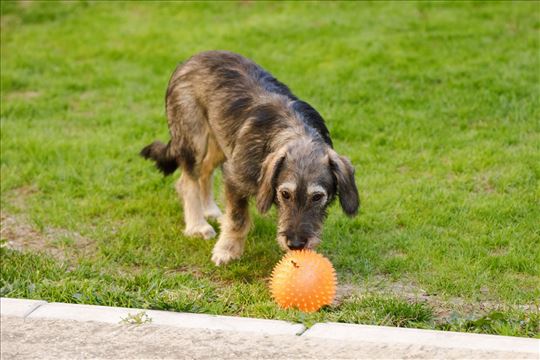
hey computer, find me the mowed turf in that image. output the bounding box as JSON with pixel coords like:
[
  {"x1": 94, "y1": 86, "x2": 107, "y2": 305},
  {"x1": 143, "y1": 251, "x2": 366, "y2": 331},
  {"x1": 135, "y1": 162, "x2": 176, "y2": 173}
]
[{"x1": 1, "y1": 1, "x2": 539, "y2": 337}]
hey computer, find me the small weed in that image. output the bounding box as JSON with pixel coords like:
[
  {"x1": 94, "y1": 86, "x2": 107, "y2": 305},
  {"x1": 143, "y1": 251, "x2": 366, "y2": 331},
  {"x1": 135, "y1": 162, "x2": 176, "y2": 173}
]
[{"x1": 121, "y1": 311, "x2": 152, "y2": 325}]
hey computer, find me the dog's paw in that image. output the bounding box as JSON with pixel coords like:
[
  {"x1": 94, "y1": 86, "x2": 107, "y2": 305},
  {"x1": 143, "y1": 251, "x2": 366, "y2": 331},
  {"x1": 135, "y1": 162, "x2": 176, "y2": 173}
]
[
  {"x1": 211, "y1": 238, "x2": 244, "y2": 266},
  {"x1": 204, "y1": 204, "x2": 223, "y2": 221},
  {"x1": 184, "y1": 223, "x2": 216, "y2": 240},
  {"x1": 211, "y1": 248, "x2": 240, "y2": 266}
]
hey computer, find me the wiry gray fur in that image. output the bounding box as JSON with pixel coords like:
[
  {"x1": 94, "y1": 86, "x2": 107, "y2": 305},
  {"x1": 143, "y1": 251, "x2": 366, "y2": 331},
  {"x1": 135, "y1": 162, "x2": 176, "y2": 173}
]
[{"x1": 141, "y1": 51, "x2": 359, "y2": 265}]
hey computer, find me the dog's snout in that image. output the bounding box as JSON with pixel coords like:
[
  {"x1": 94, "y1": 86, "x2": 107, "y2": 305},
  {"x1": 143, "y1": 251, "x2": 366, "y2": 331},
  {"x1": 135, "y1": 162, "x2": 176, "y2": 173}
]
[
  {"x1": 287, "y1": 242, "x2": 304, "y2": 250},
  {"x1": 286, "y1": 235, "x2": 307, "y2": 250}
]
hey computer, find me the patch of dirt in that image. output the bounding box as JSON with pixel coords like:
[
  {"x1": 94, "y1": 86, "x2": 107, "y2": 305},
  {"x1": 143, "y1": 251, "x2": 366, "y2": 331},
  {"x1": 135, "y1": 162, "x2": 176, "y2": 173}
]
[
  {"x1": 333, "y1": 283, "x2": 359, "y2": 306},
  {"x1": 18, "y1": 1, "x2": 35, "y2": 9},
  {"x1": 474, "y1": 175, "x2": 496, "y2": 194},
  {"x1": 384, "y1": 249, "x2": 407, "y2": 259},
  {"x1": 5, "y1": 91, "x2": 41, "y2": 101},
  {"x1": 0, "y1": 211, "x2": 96, "y2": 262},
  {"x1": 68, "y1": 91, "x2": 99, "y2": 118},
  {"x1": 334, "y1": 276, "x2": 539, "y2": 322},
  {"x1": 488, "y1": 247, "x2": 508, "y2": 256},
  {"x1": 4, "y1": 185, "x2": 40, "y2": 210},
  {"x1": 2, "y1": 185, "x2": 96, "y2": 262},
  {"x1": 0, "y1": 14, "x2": 21, "y2": 29},
  {"x1": 164, "y1": 265, "x2": 208, "y2": 280}
]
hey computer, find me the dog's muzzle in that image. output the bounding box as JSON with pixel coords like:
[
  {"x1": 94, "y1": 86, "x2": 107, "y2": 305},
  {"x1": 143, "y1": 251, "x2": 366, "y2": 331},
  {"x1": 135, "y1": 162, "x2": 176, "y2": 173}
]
[{"x1": 285, "y1": 233, "x2": 308, "y2": 250}]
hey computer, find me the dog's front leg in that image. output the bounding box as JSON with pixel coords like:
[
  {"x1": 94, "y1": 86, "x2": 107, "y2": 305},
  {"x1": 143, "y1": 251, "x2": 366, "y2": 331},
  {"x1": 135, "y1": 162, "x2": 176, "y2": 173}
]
[{"x1": 211, "y1": 183, "x2": 250, "y2": 266}]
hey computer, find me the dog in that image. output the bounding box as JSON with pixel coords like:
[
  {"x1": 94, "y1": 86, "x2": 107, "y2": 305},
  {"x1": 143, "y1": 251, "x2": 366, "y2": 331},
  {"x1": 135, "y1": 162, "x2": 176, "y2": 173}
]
[{"x1": 141, "y1": 51, "x2": 359, "y2": 266}]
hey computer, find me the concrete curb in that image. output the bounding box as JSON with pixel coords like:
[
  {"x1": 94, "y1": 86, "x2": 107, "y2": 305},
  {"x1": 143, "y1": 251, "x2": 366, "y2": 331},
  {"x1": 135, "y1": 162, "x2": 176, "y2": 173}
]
[
  {"x1": 0, "y1": 298, "x2": 47, "y2": 318},
  {"x1": 0, "y1": 298, "x2": 304, "y2": 336},
  {"x1": 2, "y1": 297, "x2": 539, "y2": 355},
  {"x1": 304, "y1": 322, "x2": 539, "y2": 354}
]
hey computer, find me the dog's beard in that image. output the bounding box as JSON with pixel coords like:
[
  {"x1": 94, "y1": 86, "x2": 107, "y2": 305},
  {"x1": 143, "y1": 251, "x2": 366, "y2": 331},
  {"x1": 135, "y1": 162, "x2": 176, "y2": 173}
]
[
  {"x1": 277, "y1": 233, "x2": 289, "y2": 251},
  {"x1": 304, "y1": 236, "x2": 321, "y2": 249},
  {"x1": 277, "y1": 213, "x2": 323, "y2": 251}
]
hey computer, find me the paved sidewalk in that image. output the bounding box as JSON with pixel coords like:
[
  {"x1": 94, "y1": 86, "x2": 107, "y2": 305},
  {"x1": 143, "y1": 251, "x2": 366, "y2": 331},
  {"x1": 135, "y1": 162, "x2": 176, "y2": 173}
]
[{"x1": 1, "y1": 316, "x2": 534, "y2": 359}]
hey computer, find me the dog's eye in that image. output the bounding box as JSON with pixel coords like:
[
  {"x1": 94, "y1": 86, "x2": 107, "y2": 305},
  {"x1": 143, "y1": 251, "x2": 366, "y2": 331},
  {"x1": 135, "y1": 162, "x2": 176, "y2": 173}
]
[
  {"x1": 312, "y1": 193, "x2": 324, "y2": 202},
  {"x1": 281, "y1": 190, "x2": 291, "y2": 200}
]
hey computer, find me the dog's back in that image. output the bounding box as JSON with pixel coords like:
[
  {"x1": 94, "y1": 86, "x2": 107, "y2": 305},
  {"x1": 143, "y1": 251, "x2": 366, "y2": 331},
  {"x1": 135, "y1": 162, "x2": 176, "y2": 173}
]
[{"x1": 142, "y1": 51, "x2": 332, "y2": 179}]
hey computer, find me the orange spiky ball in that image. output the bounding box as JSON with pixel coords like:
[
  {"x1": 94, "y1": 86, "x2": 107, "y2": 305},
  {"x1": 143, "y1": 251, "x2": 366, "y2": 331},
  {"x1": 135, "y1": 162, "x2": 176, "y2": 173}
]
[{"x1": 270, "y1": 250, "x2": 337, "y2": 313}]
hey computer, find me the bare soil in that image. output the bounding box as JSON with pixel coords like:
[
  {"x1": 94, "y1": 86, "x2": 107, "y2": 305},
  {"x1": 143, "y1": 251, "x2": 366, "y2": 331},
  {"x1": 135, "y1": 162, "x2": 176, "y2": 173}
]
[{"x1": 0, "y1": 211, "x2": 96, "y2": 262}]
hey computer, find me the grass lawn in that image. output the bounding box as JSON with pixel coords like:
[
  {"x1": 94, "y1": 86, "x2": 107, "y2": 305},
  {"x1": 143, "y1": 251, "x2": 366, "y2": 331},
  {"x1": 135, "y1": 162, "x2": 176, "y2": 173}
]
[{"x1": 1, "y1": 1, "x2": 539, "y2": 337}]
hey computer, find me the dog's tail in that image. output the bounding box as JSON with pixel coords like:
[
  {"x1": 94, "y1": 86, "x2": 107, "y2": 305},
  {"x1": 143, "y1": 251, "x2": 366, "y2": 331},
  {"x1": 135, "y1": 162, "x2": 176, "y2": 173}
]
[{"x1": 140, "y1": 141, "x2": 179, "y2": 176}]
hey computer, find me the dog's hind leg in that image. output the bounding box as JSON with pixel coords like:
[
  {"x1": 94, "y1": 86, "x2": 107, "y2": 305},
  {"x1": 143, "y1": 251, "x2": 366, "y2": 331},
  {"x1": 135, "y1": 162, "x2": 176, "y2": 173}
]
[
  {"x1": 176, "y1": 173, "x2": 216, "y2": 239},
  {"x1": 167, "y1": 85, "x2": 217, "y2": 239},
  {"x1": 199, "y1": 135, "x2": 225, "y2": 221}
]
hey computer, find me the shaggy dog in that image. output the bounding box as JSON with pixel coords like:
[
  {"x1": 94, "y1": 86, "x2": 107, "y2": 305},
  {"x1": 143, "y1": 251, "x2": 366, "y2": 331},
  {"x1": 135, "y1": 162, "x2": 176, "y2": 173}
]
[{"x1": 141, "y1": 51, "x2": 359, "y2": 266}]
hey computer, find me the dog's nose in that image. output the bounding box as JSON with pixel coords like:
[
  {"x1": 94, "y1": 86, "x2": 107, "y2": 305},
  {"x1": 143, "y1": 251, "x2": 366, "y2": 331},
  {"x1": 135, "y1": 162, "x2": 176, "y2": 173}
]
[{"x1": 287, "y1": 238, "x2": 306, "y2": 250}]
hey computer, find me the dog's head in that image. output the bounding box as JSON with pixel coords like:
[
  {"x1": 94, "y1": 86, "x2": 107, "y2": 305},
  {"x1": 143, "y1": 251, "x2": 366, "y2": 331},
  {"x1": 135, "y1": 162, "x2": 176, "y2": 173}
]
[{"x1": 256, "y1": 139, "x2": 359, "y2": 251}]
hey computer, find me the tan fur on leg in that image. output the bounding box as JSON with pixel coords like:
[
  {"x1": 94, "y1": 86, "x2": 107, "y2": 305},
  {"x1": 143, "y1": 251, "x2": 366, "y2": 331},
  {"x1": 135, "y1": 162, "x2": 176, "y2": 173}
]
[
  {"x1": 176, "y1": 174, "x2": 216, "y2": 239},
  {"x1": 199, "y1": 136, "x2": 225, "y2": 220},
  {"x1": 200, "y1": 172, "x2": 222, "y2": 220}
]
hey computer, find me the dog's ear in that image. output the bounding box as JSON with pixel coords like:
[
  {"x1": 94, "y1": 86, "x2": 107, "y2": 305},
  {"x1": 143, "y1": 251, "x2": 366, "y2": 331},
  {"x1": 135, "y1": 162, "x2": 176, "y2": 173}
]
[
  {"x1": 256, "y1": 149, "x2": 287, "y2": 214},
  {"x1": 328, "y1": 149, "x2": 359, "y2": 216}
]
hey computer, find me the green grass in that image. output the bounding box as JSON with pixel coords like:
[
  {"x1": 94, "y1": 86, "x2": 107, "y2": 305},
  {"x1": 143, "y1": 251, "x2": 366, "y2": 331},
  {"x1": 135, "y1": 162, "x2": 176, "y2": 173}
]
[{"x1": 1, "y1": 1, "x2": 539, "y2": 337}]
